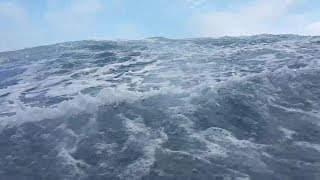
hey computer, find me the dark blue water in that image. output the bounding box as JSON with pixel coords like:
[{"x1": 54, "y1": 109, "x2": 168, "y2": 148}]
[{"x1": 0, "y1": 35, "x2": 320, "y2": 180}]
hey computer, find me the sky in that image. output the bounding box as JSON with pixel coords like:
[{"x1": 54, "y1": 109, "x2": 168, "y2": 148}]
[{"x1": 1, "y1": 0, "x2": 320, "y2": 52}]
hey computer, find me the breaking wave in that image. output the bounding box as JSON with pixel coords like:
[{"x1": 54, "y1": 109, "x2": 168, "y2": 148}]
[{"x1": 0, "y1": 35, "x2": 320, "y2": 180}]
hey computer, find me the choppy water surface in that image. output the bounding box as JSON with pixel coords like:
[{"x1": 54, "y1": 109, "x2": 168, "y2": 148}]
[{"x1": 0, "y1": 35, "x2": 320, "y2": 180}]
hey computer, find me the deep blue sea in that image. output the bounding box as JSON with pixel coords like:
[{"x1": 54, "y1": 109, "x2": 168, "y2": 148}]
[{"x1": 0, "y1": 35, "x2": 320, "y2": 180}]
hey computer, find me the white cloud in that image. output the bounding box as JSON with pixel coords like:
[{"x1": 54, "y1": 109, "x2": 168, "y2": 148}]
[
  {"x1": 0, "y1": 0, "x2": 108, "y2": 52},
  {"x1": 190, "y1": 0, "x2": 320, "y2": 37},
  {"x1": 45, "y1": 0, "x2": 106, "y2": 39},
  {"x1": 0, "y1": 1, "x2": 42, "y2": 52},
  {"x1": 0, "y1": 1, "x2": 27, "y2": 22},
  {"x1": 185, "y1": 0, "x2": 207, "y2": 8},
  {"x1": 1, "y1": 0, "x2": 319, "y2": 52},
  {"x1": 306, "y1": 21, "x2": 320, "y2": 35},
  {"x1": 114, "y1": 23, "x2": 142, "y2": 39}
]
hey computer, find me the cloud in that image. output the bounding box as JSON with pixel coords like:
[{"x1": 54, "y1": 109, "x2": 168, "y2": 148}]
[
  {"x1": 0, "y1": 1, "x2": 41, "y2": 52},
  {"x1": 45, "y1": 0, "x2": 107, "y2": 39},
  {"x1": 306, "y1": 21, "x2": 320, "y2": 35},
  {"x1": 190, "y1": 0, "x2": 319, "y2": 37},
  {"x1": 114, "y1": 23, "x2": 142, "y2": 39},
  {"x1": 0, "y1": 0, "x2": 108, "y2": 52},
  {"x1": 1, "y1": 0, "x2": 319, "y2": 52},
  {"x1": 185, "y1": 0, "x2": 207, "y2": 8},
  {"x1": 0, "y1": 0, "x2": 140, "y2": 51},
  {"x1": 0, "y1": 1, "x2": 27, "y2": 22}
]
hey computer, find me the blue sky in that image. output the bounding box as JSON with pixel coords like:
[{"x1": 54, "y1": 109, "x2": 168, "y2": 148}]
[{"x1": 1, "y1": 0, "x2": 320, "y2": 51}]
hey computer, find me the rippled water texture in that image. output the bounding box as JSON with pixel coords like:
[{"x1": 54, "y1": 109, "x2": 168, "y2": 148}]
[{"x1": 0, "y1": 35, "x2": 320, "y2": 180}]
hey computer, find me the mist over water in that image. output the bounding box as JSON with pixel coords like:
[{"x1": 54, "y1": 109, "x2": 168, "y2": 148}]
[{"x1": 0, "y1": 35, "x2": 320, "y2": 180}]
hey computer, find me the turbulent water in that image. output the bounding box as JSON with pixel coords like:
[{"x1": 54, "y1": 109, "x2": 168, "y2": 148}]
[{"x1": 0, "y1": 35, "x2": 320, "y2": 180}]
